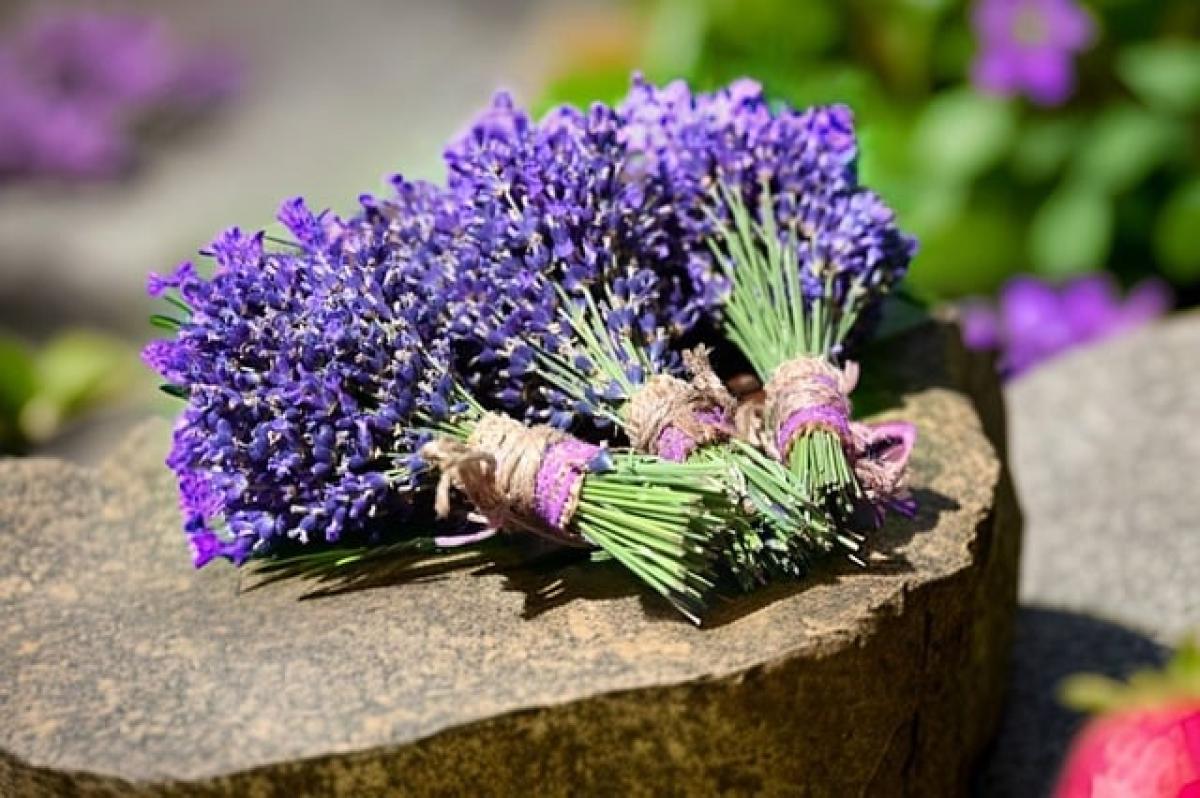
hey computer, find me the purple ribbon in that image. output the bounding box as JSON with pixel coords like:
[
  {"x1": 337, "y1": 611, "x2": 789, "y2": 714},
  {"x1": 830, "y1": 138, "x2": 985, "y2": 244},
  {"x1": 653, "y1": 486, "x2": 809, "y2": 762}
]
[
  {"x1": 533, "y1": 438, "x2": 600, "y2": 532},
  {"x1": 655, "y1": 408, "x2": 732, "y2": 462},
  {"x1": 776, "y1": 405, "x2": 852, "y2": 454},
  {"x1": 850, "y1": 420, "x2": 919, "y2": 523}
]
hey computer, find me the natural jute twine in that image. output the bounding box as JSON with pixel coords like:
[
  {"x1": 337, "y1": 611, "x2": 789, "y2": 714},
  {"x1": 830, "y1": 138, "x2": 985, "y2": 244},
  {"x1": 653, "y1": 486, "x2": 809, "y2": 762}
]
[
  {"x1": 761, "y1": 356, "x2": 859, "y2": 459},
  {"x1": 622, "y1": 347, "x2": 736, "y2": 459},
  {"x1": 420, "y1": 413, "x2": 589, "y2": 545}
]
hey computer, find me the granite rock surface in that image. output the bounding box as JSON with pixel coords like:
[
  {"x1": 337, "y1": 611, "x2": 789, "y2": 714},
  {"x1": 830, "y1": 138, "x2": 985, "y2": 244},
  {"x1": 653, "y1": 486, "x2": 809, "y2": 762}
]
[
  {"x1": 1009, "y1": 313, "x2": 1198, "y2": 643},
  {"x1": 974, "y1": 313, "x2": 1199, "y2": 797},
  {"x1": 0, "y1": 321, "x2": 1020, "y2": 797}
]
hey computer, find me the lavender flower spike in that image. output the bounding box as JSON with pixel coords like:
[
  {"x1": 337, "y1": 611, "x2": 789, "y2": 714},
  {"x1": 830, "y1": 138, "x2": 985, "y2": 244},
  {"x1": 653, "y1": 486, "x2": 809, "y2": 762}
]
[{"x1": 144, "y1": 183, "x2": 465, "y2": 565}]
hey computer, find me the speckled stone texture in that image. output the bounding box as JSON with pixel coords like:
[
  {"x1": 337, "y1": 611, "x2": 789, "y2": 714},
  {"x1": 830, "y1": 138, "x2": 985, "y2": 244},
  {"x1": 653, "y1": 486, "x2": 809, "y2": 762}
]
[
  {"x1": 0, "y1": 321, "x2": 1020, "y2": 797},
  {"x1": 1010, "y1": 314, "x2": 1198, "y2": 643}
]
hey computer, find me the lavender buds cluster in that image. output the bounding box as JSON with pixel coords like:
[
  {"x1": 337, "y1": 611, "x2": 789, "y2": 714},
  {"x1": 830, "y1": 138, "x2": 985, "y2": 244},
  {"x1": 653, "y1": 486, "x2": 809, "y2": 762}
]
[
  {"x1": 144, "y1": 182, "x2": 463, "y2": 565},
  {"x1": 146, "y1": 75, "x2": 920, "y2": 622}
]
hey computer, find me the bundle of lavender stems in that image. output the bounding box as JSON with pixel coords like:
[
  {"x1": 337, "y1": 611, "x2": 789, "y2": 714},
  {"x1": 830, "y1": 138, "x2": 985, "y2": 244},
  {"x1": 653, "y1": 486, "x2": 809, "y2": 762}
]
[{"x1": 144, "y1": 76, "x2": 918, "y2": 623}]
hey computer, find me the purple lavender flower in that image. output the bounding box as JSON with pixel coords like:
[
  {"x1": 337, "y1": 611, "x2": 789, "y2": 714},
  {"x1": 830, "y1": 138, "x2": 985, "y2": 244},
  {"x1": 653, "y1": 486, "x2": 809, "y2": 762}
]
[
  {"x1": 445, "y1": 78, "x2": 914, "y2": 423},
  {"x1": 533, "y1": 281, "x2": 686, "y2": 432},
  {"x1": 144, "y1": 182, "x2": 465, "y2": 565},
  {"x1": 443, "y1": 91, "x2": 692, "y2": 420},
  {"x1": 971, "y1": 0, "x2": 1095, "y2": 106},
  {"x1": 961, "y1": 274, "x2": 1170, "y2": 378},
  {"x1": 0, "y1": 9, "x2": 240, "y2": 181},
  {"x1": 148, "y1": 75, "x2": 916, "y2": 562},
  {"x1": 616, "y1": 75, "x2": 914, "y2": 314}
]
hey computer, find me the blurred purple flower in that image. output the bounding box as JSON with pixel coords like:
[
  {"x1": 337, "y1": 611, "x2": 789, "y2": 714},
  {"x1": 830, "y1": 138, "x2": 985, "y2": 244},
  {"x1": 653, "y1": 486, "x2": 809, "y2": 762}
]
[
  {"x1": 0, "y1": 9, "x2": 241, "y2": 181},
  {"x1": 961, "y1": 274, "x2": 1171, "y2": 379},
  {"x1": 970, "y1": 0, "x2": 1095, "y2": 106}
]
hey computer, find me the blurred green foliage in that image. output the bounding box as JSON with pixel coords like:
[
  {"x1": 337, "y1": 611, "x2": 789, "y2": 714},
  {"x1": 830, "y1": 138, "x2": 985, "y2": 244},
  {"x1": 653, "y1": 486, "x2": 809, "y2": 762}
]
[
  {"x1": 0, "y1": 329, "x2": 138, "y2": 454},
  {"x1": 536, "y1": 0, "x2": 1199, "y2": 301}
]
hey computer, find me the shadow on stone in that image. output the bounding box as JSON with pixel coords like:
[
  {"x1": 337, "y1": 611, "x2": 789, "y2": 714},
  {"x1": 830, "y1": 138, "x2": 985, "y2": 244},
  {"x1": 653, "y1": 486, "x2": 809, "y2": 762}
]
[
  {"x1": 875, "y1": 487, "x2": 959, "y2": 556},
  {"x1": 484, "y1": 551, "x2": 685, "y2": 623},
  {"x1": 244, "y1": 486, "x2": 962, "y2": 630},
  {"x1": 509, "y1": 485, "x2": 961, "y2": 628},
  {"x1": 971, "y1": 606, "x2": 1170, "y2": 798},
  {"x1": 241, "y1": 540, "x2": 669, "y2": 621},
  {"x1": 251, "y1": 485, "x2": 959, "y2": 629}
]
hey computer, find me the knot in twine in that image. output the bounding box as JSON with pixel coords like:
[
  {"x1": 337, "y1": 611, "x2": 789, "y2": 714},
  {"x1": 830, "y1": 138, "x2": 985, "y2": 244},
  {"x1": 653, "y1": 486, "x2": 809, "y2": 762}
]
[
  {"x1": 734, "y1": 359, "x2": 918, "y2": 520},
  {"x1": 848, "y1": 420, "x2": 918, "y2": 520},
  {"x1": 762, "y1": 356, "x2": 859, "y2": 460},
  {"x1": 622, "y1": 347, "x2": 736, "y2": 462},
  {"x1": 420, "y1": 413, "x2": 596, "y2": 546}
]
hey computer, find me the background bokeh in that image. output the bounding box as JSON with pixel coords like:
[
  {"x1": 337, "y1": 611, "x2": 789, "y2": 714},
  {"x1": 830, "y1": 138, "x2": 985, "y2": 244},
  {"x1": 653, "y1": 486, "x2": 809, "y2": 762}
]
[
  {"x1": 1, "y1": 2, "x2": 1196, "y2": 792},
  {"x1": 0, "y1": 0, "x2": 542, "y2": 456},
  {"x1": 0, "y1": 0, "x2": 1195, "y2": 456},
  {"x1": 538, "y1": 0, "x2": 1199, "y2": 300}
]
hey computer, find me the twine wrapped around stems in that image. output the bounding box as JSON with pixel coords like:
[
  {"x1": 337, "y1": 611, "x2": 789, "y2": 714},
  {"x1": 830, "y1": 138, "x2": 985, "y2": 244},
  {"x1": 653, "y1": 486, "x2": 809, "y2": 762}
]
[
  {"x1": 734, "y1": 370, "x2": 917, "y2": 514},
  {"x1": 729, "y1": 355, "x2": 916, "y2": 511},
  {"x1": 421, "y1": 413, "x2": 596, "y2": 546},
  {"x1": 623, "y1": 347, "x2": 736, "y2": 462},
  {"x1": 762, "y1": 356, "x2": 860, "y2": 460}
]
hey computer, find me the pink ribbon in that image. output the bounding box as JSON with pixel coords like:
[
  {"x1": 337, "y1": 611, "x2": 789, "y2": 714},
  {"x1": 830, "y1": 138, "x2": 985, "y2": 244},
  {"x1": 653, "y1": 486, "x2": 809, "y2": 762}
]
[{"x1": 849, "y1": 420, "x2": 918, "y2": 522}]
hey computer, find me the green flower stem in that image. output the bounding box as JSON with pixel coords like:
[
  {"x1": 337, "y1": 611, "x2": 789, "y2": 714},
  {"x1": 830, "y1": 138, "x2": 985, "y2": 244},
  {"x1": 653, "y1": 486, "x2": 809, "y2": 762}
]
[
  {"x1": 529, "y1": 274, "x2": 857, "y2": 589},
  {"x1": 711, "y1": 182, "x2": 870, "y2": 513},
  {"x1": 788, "y1": 428, "x2": 860, "y2": 513},
  {"x1": 435, "y1": 405, "x2": 727, "y2": 622},
  {"x1": 249, "y1": 535, "x2": 491, "y2": 588}
]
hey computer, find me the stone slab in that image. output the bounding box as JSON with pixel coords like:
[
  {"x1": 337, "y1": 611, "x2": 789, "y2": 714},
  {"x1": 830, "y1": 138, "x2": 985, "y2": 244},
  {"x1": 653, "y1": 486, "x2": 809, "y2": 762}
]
[
  {"x1": 974, "y1": 313, "x2": 1199, "y2": 797},
  {"x1": 0, "y1": 322, "x2": 1020, "y2": 797},
  {"x1": 1010, "y1": 314, "x2": 1199, "y2": 642}
]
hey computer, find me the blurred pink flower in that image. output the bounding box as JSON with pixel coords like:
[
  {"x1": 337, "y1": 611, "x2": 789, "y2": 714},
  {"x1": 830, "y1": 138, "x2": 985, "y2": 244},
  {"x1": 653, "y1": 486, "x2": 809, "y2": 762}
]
[
  {"x1": 1055, "y1": 702, "x2": 1200, "y2": 797},
  {"x1": 971, "y1": 0, "x2": 1095, "y2": 106}
]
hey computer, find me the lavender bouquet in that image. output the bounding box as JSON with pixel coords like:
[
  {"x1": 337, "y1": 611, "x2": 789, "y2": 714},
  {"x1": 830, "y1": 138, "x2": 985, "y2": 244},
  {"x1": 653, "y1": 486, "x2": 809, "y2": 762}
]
[
  {"x1": 420, "y1": 391, "x2": 728, "y2": 621},
  {"x1": 711, "y1": 187, "x2": 918, "y2": 520},
  {"x1": 145, "y1": 184, "x2": 731, "y2": 621},
  {"x1": 143, "y1": 186, "x2": 460, "y2": 567},
  {"x1": 511, "y1": 77, "x2": 917, "y2": 518},
  {"x1": 146, "y1": 75, "x2": 922, "y2": 624},
  {"x1": 521, "y1": 283, "x2": 861, "y2": 587},
  {"x1": 436, "y1": 78, "x2": 918, "y2": 543}
]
